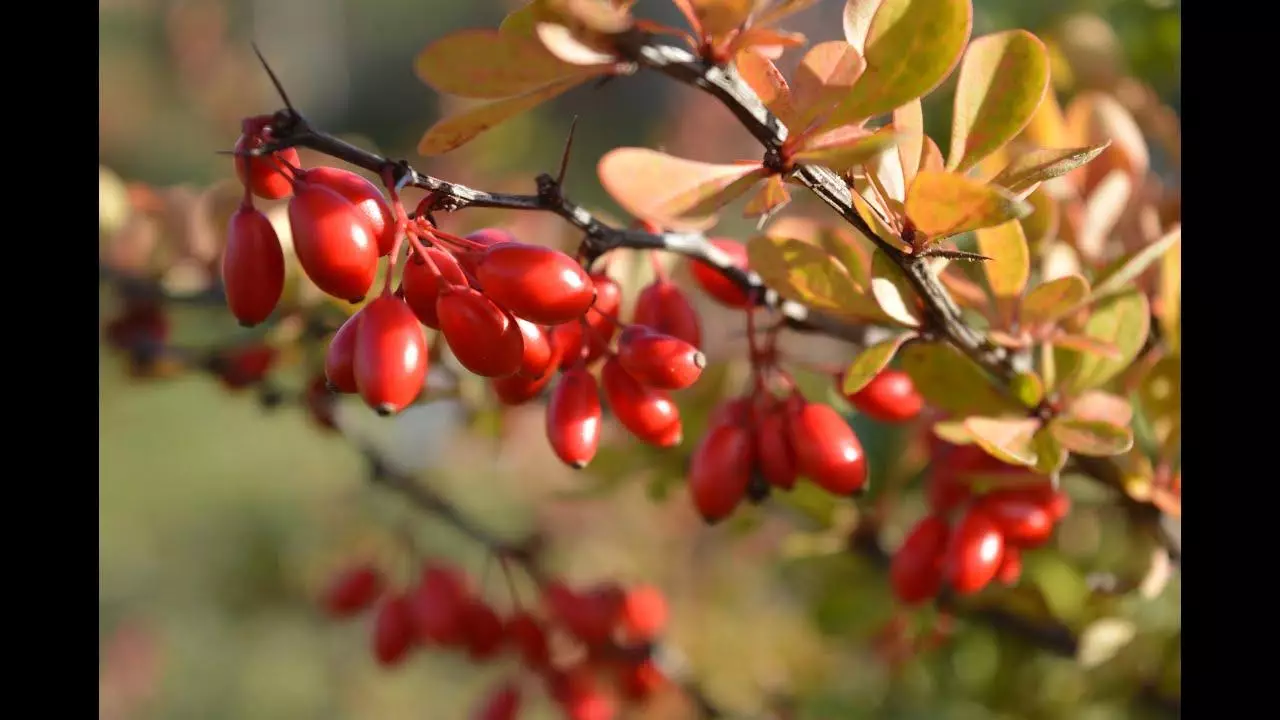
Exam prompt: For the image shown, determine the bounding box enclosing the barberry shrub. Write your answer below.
[100,0,1180,717]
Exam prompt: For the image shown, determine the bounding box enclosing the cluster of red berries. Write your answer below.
[321,559,672,719]
[890,437,1071,604]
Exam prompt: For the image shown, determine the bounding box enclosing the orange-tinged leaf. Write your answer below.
[418,76,589,155]
[849,190,906,250]
[1065,92,1150,185]
[1088,226,1182,304]
[818,225,873,288]
[975,220,1030,299]
[939,267,990,310]
[1067,391,1132,427]
[842,332,914,395]
[869,249,922,327]
[899,342,1023,416]
[792,125,898,173]
[791,42,866,129]
[736,49,797,127]
[1021,274,1089,325]
[744,174,791,217]
[746,235,861,313]
[598,149,768,230]
[1023,83,1070,148]
[964,416,1041,467]
[828,0,972,128]
[1159,232,1181,355]
[991,143,1111,196]
[1055,289,1149,394]
[894,100,925,189]
[756,0,821,27]
[415,30,591,99]
[1019,186,1059,247]
[690,0,755,38]
[537,0,632,33]
[670,0,702,35]
[1052,333,1121,359]
[730,27,808,56]
[1076,170,1131,261]
[1049,417,1133,457]
[948,30,1052,173]
[918,135,944,175]
[905,171,1032,241]
[535,22,620,65]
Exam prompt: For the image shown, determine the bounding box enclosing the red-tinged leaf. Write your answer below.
[975,220,1030,299]
[690,0,755,39]
[1055,290,1149,395]
[905,171,1032,242]
[735,50,798,128]
[744,175,791,218]
[731,27,808,57]
[938,267,990,310]
[535,0,633,33]
[1088,226,1182,304]
[898,342,1023,416]
[964,416,1041,467]
[1064,92,1150,188]
[535,22,621,65]
[755,0,821,27]
[918,135,945,175]
[1052,333,1122,359]
[991,143,1112,195]
[1021,274,1089,325]
[791,42,867,129]
[415,30,592,99]
[1067,391,1133,427]
[894,100,925,189]
[418,76,590,155]
[842,332,914,395]
[988,329,1029,349]
[1049,417,1133,457]
[598,149,768,230]
[869,250,922,327]
[791,125,898,173]
[828,0,973,128]
[947,30,1052,173]
[670,0,703,36]
[746,235,862,313]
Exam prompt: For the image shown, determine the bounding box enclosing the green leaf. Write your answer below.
[932,419,975,444]
[1077,618,1137,669]
[818,226,872,288]
[1030,427,1067,474]
[828,0,973,127]
[418,76,588,155]
[990,143,1111,196]
[948,30,1052,173]
[841,332,915,395]
[1137,354,1180,454]
[898,342,1023,416]
[598,149,768,231]
[1049,417,1134,457]
[975,221,1030,299]
[1010,369,1044,407]
[1088,226,1182,304]
[869,250,922,327]
[905,171,1033,242]
[1055,290,1150,394]
[747,235,862,313]
[1021,275,1089,326]
[791,125,899,173]
[414,29,596,99]
[963,416,1041,467]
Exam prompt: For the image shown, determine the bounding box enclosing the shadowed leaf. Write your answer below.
[939,268,990,310]
[842,333,914,395]
[948,30,1051,173]
[1031,427,1066,474]
[899,342,1023,416]
[975,221,1030,299]
[905,171,1032,241]
[415,30,596,98]
[850,190,908,250]
[598,149,767,230]
[869,250,922,327]
[735,49,798,127]
[1052,333,1121,359]
[744,175,792,217]
[1089,226,1182,303]
[1056,290,1149,394]
[419,77,588,155]
[1022,274,1088,325]
[964,416,1041,467]
[991,143,1111,195]
[791,41,867,128]
[894,100,925,189]
[1050,417,1133,456]
[792,125,899,173]
[747,236,861,312]
[1010,370,1044,407]
[1019,186,1059,247]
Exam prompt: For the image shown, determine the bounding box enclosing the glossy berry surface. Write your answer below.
[401,246,468,329]
[690,238,752,308]
[288,180,379,302]
[890,515,950,605]
[616,327,706,390]
[845,369,925,423]
[222,204,285,327]
[788,401,869,497]
[546,367,603,469]
[325,309,364,393]
[234,132,300,200]
[601,356,682,447]
[437,286,525,378]
[632,278,702,349]
[302,166,397,256]
[943,507,1006,595]
[476,242,595,325]
[353,296,428,415]
[687,421,753,523]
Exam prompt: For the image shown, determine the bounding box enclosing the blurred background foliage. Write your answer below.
[99,1,1180,718]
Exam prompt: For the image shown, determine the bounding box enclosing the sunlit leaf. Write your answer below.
[735,49,798,127]
[535,22,620,65]
[905,171,1033,242]
[849,190,907,250]
[534,0,633,33]
[948,30,1051,173]
[747,235,862,313]
[792,125,898,173]
[1022,84,1070,148]
[743,174,792,219]
[918,135,945,174]
[1050,417,1133,456]
[1159,232,1181,355]
[791,42,866,129]
[975,221,1030,299]
[893,99,925,189]
[755,0,821,27]
[1067,390,1132,427]
[869,250,922,327]
[689,0,754,38]
[1021,274,1089,326]
[415,30,594,98]
[990,143,1111,195]
[1065,92,1150,187]
[932,419,975,444]
[1076,170,1131,261]
[1010,370,1044,407]
[829,0,973,127]
[1077,618,1137,668]
[1052,333,1121,359]
[730,26,808,57]
[418,77,588,155]
[842,332,914,395]
[598,149,768,230]
[964,416,1041,467]
[1056,290,1149,394]
[899,342,1023,416]
[1088,226,1182,303]
[818,225,873,288]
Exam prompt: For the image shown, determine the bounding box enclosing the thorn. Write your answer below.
[555,116,580,188]
[251,42,296,115]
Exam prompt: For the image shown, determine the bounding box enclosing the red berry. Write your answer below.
[233,132,300,200]
[618,585,667,643]
[890,515,950,605]
[288,179,379,302]
[325,309,363,393]
[222,204,285,327]
[353,296,428,415]
[788,400,869,497]
[472,681,521,720]
[302,166,397,256]
[845,369,924,423]
[514,318,554,379]
[755,402,798,490]
[546,367,603,469]
[688,421,753,524]
[974,490,1056,548]
[437,286,525,377]
[462,601,506,661]
[690,238,752,308]
[402,246,468,328]
[942,507,1006,595]
[601,356,682,447]
[505,612,550,671]
[616,326,706,390]
[995,546,1022,586]
[633,278,702,349]
[551,320,586,371]
[409,564,472,646]
[492,347,561,406]
[707,396,752,431]
[561,683,616,720]
[371,592,416,666]
[582,273,623,362]
[549,583,621,647]
[476,242,595,325]
[304,375,338,431]
[322,564,384,617]
[212,344,277,390]
[999,483,1072,521]
[618,658,666,701]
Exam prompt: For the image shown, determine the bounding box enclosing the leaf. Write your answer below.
[938,267,989,310]
[743,174,791,217]
[964,416,1040,467]
[817,225,872,288]
[1077,618,1137,669]
[898,342,1023,416]
[754,0,821,27]
[842,333,914,395]
[598,149,768,230]
[918,135,945,174]
[1076,170,1131,261]
[947,30,1051,173]
[735,49,797,127]
[1019,186,1059,247]
[791,41,866,128]
[418,77,587,155]
[990,143,1111,195]
[535,22,620,65]
[869,250,922,327]
[849,190,906,250]
[414,30,594,99]
[1067,390,1132,427]
[792,125,899,173]
[1159,231,1181,355]
[829,0,973,127]
[1052,333,1121,359]
[1065,92,1150,184]
[1021,274,1089,326]
[1137,354,1180,451]
[1030,427,1067,475]
[905,171,1033,242]
[1026,554,1089,624]
[1088,226,1182,303]
[1010,370,1044,407]
[1049,417,1133,456]
[1056,290,1150,394]
[975,221,1030,299]
[893,100,925,189]
[932,419,974,444]
[747,236,862,312]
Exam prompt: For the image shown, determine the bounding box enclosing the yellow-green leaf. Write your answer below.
[418,76,589,155]
[899,342,1023,416]
[849,190,907,250]
[747,235,861,312]
[964,416,1041,467]
[1021,274,1089,326]
[1138,354,1179,451]
[415,29,594,99]
[1088,226,1182,304]
[1159,232,1181,355]
[1055,290,1150,394]
[598,149,768,230]
[1010,370,1044,407]
[947,30,1051,173]
[1052,333,1121,359]
[990,143,1111,195]
[829,0,973,128]
[841,333,915,395]
[932,419,975,444]
[869,250,922,327]
[743,174,791,217]
[1050,417,1133,457]
[792,125,899,173]
[1077,618,1137,669]
[791,41,866,128]
[1031,427,1067,474]
[975,220,1030,299]
[905,171,1033,241]
[817,225,872,288]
